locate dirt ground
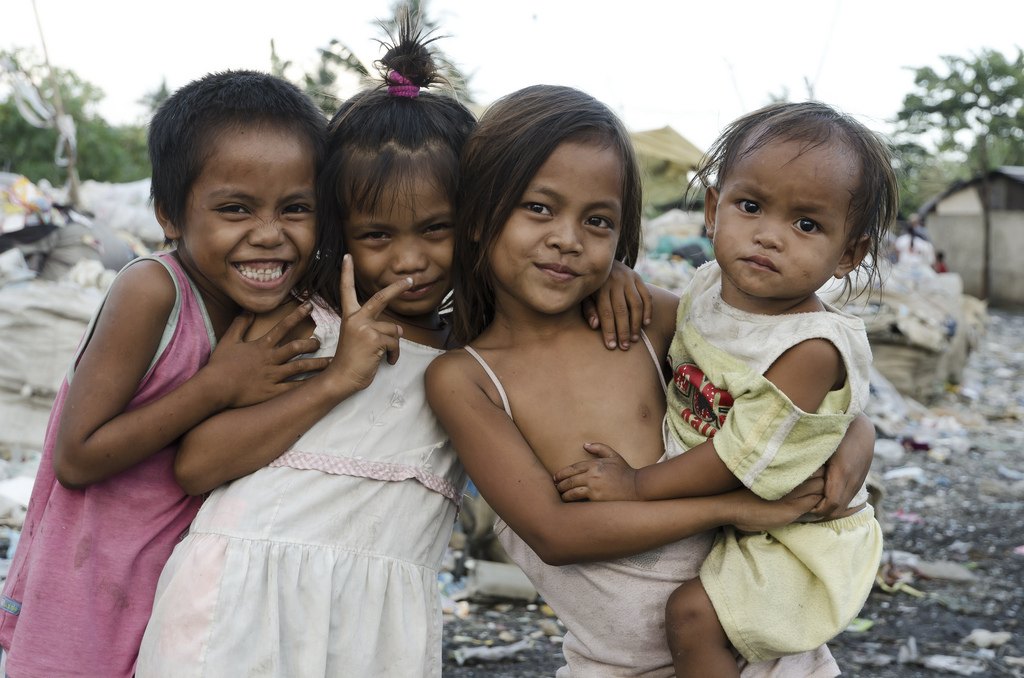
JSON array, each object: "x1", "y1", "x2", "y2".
[{"x1": 441, "y1": 309, "x2": 1024, "y2": 677}]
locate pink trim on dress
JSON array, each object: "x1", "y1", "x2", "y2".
[{"x1": 270, "y1": 450, "x2": 461, "y2": 505}]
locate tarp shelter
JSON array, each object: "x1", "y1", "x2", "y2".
[{"x1": 631, "y1": 126, "x2": 704, "y2": 212}]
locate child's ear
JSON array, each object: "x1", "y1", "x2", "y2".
[
  {"x1": 155, "y1": 202, "x2": 182, "y2": 241},
  {"x1": 834, "y1": 235, "x2": 870, "y2": 278},
  {"x1": 703, "y1": 188, "x2": 719, "y2": 239}
]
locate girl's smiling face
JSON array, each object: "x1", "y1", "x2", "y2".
[
  {"x1": 488, "y1": 140, "x2": 623, "y2": 321},
  {"x1": 158, "y1": 125, "x2": 317, "y2": 325},
  {"x1": 343, "y1": 173, "x2": 454, "y2": 334}
]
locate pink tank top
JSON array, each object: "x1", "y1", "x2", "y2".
[{"x1": 0, "y1": 253, "x2": 213, "y2": 678}]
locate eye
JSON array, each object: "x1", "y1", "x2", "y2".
[
  {"x1": 423, "y1": 222, "x2": 453, "y2": 238},
  {"x1": 283, "y1": 203, "x2": 314, "y2": 215},
  {"x1": 523, "y1": 202, "x2": 552, "y2": 216},
  {"x1": 585, "y1": 215, "x2": 615, "y2": 230},
  {"x1": 356, "y1": 230, "x2": 389, "y2": 241},
  {"x1": 795, "y1": 218, "x2": 821, "y2": 233},
  {"x1": 216, "y1": 204, "x2": 248, "y2": 215},
  {"x1": 737, "y1": 199, "x2": 759, "y2": 214}
]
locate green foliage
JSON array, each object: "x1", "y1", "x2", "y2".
[
  {"x1": 0, "y1": 49, "x2": 149, "y2": 186},
  {"x1": 895, "y1": 47, "x2": 1024, "y2": 210}
]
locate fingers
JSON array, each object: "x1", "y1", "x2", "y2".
[
  {"x1": 339, "y1": 254, "x2": 359, "y2": 316},
  {"x1": 559, "y1": 487, "x2": 590, "y2": 502},
  {"x1": 582, "y1": 442, "x2": 619, "y2": 458},
  {"x1": 553, "y1": 464, "x2": 588, "y2": 483},
  {"x1": 273, "y1": 336, "x2": 321, "y2": 362},
  {"x1": 262, "y1": 301, "x2": 315, "y2": 346},
  {"x1": 621, "y1": 279, "x2": 650, "y2": 340},
  {"x1": 383, "y1": 333, "x2": 402, "y2": 366},
  {"x1": 607, "y1": 287, "x2": 633, "y2": 350},
  {"x1": 593, "y1": 287, "x2": 624, "y2": 350},
  {"x1": 555, "y1": 473, "x2": 581, "y2": 494},
  {"x1": 279, "y1": 356, "x2": 332, "y2": 379},
  {"x1": 222, "y1": 311, "x2": 255, "y2": 343},
  {"x1": 581, "y1": 298, "x2": 600, "y2": 330},
  {"x1": 636, "y1": 279, "x2": 653, "y2": 329},
  {"x1": 358, "y1": 276, "x2": 414, "y2": 321}
]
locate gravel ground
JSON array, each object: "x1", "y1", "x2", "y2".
[{"x1": 441, "y1": 309, "x2": 1024, "y2": 677}]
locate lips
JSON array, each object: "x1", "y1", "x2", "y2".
[
  {"x1": 536, "y1": 263, "x2": 579, "y2": 281},
  {"x1": 234, "y1": 261, "x2": 290, "y2": 284},
  {"x1": 742, "y1": 255, "x2": 778, "y2": 272}
]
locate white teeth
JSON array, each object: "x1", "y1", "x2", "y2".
[{"x1": 236, "y1": 264, "x2": 285, "y2": 283}]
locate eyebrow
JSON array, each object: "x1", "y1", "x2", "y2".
[
  {"x1": 205, "y1": 188, "x2": 316, "y2": 204},
  {"x1": 526, "y1": 185, "x2": 622, "y2": 213},
  {"x1": 349, "y1": 208, "x2": 454, "y2": 230}
]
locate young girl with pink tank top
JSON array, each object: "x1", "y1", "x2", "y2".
[
  {"x1": 0, "y1": 72, "x2": 328, "y2": 678},
  {"x1": 426, "y1": 85, "x2": 875, "y2": 677}
]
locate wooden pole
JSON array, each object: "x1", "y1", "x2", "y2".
[{"x1": 31, "y1": 0, "x2": 80, "y2": 207}]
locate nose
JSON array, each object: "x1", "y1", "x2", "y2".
[
  {"x1": 753, "y1": 219, "x2": 784, "y2": 250},
  {"x1": 391, "y1": 237, "x2": 429, "y2": 274},
  {"x1": 247, "y1": 215, "x2": 285, "y2": 247},
  {"x1": 545, "y1": 215, "x2": 583, "y2": 254}
]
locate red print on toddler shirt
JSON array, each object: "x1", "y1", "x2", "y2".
[{"x1": 673, "y1": 363, "x2": 734, "y2": 438}]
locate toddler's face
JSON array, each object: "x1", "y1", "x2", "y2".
[
  {"x1": 158, "y1": 126, "x2": 317, "y2": 317},
  {"x1": 343, "y1": 174, "x2": 454, "y2": 328},
  {"x1": 705, "y1": 138, "x2": 867, "y2": 314}
]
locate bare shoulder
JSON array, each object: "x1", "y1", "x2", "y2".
[
  {"x1": 100, "y1": 258, "x2": 177, "y2": 328},
  {"x1": 643, "y1": 283, "x2": 681, "y2": 358},
  {"x1": 426, "y1": 347, "x2": 510, "y2": 414},
  {"x1": 426, "y1": 348, "x2": 481, "y2": 392}
]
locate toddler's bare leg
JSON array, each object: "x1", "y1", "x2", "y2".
[{"x1": 666, "y1": 578, "x2": 739, "y2": 678}]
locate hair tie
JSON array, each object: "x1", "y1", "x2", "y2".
[{"x1": 387, "y1": 71, "x2": 420, "y2": 98}]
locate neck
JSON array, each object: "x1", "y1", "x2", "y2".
[
  {"x1": 381, "y1": 309, "x2": 452, "y2": 349},
  {"x1": 484, "y1": 301, "x2": 590, "y2": 348}
]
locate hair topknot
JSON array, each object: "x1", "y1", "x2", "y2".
[{"x1": 375, "y1": 8, "x2": 446, "y2": 91}]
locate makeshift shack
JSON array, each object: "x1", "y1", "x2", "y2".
[
  {"x1": 920, "y1": 166, "x2": 1024, "y2": 306},
  {"x1": 630, "y1": 126, "x2": 704, "y2": 212}
]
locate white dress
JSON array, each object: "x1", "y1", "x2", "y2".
[{"x1": 137, "y1": 305, "x2": 466, "y2": 678}]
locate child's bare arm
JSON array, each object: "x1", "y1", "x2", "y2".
[
  {"x1": 174, "y1": 255, "x2": 413, "y2": 495},
  {"x1": 583, "y1": 260, "x2": 652, "y2": 350},
  {"x1": 426, "y1": 352, "x2": 823, "y2": 565},
  {"x1": 53, "y1": 261, "x2": 326, "y2": 488}
]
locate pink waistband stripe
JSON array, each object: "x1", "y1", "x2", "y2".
[{"x1": 269, "y1": 450, "x2": 461, "y2": 505}]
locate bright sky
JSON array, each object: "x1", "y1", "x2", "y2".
[{"x1": 2, "y1": 0, "x2": 1021, "y2": 150}]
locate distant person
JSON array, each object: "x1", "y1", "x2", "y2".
[
  {"x1": 934, "y1": 250, "x2": 949, "y2": 273},
  {"x1": 553, "y1": 101, "x2": 893, "y2": 676},
  {"x1": 427, "y1": 86, "x2": 875, "y2": 677},
  {"x1": 894, "y1": 213, "x2": 936, "y2": 269},
  {"x1": 0, "y1": 72, "x2": 328, "y2": 677}
]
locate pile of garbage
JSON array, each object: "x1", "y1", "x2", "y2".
[{"x1": 0, "y1": 175, "x2": 164, "y2": 543}]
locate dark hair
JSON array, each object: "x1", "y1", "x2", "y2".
[
  {"x1": 306, "y1": 14, "x2": 476, "y2": 312},
  {"x1": 452, "y1": 84, "x2": 642, "y2": 344},
  {"x1": 691, "y1": 100, "x2": 898, "y2": 293},
  {"x1": 148, "y1": 70, "x2": 327, "y2": 229}
]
